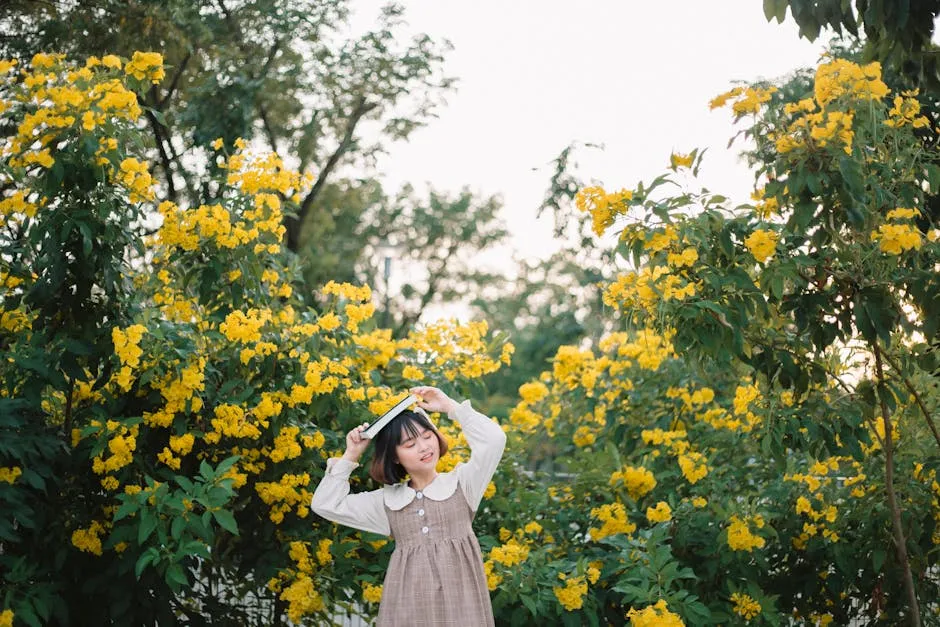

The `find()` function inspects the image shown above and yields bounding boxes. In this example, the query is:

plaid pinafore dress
[375,487,494,626]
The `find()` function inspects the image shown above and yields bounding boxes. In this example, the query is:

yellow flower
[573,425,596,447]
[731,592,762,620]
[401,365,424,380]
[586,566,600,584]
[279,573,324,622]
[0,466,22,484]
[609,465,657,500]
[589,502,637,541]
[553,575,588,611]
[483,481,496,499]
[489,538,529,566]
[483,560,502,591]
[518,381,549,403]
[678,451,708,484]
[0,610,13,627]
[886,207,919,221]
[709,87,743,110]
[670,152,694,169]
[524,521,543,535]
[124,51,165,83]
[872,223,923,255]
[646,501,672,524]
[211,137,224,150]
[362,582,383,604]
[692,496,707,508]
[626,599,685,626]
[71,521,105,555]
[727,515,766,552]
[744,229,779,263]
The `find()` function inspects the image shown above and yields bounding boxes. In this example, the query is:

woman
[311,385,507,626]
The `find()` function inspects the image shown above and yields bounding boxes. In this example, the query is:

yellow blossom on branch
[553,575,588,611]
[744,229,779,263]
[626,599,685,626]
[646,501,672,524]
[871,223,923,255]
[731,592,762,620]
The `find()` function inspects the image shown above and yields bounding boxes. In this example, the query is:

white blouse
[310,400,507,536]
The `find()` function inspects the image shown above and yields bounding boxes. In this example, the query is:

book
[362,394,419,439]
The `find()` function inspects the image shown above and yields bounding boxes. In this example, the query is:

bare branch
[157,50,192,111]
[880,350,940,449]
[146,109,178,203]
[288,96,377,251]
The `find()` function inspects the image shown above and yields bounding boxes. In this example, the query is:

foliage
[482,54,940,625]
[0,0,455,252]
[762,0,940,92]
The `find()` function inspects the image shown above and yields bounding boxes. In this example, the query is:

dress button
[416,491,424,500]
[421,526,429,534]
[418,509,425,516]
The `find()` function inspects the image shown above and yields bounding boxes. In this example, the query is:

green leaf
[171,515,186,541]
[520,593,537,616]
[165,563,189,589]
[138,511,157,544]
[926,164,940,194]
[873,548,886,572]
[213,509,239,536]
[174,476,194,492]
[214,455,241,476]
[113,500,138,522]
[135,547,159,580]
[763,0,779,21]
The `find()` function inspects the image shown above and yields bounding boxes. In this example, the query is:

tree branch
[288,96,377,251]
[157,51,191,111]
[146,109,178,203]
[873,341,921,626]
[258,103,279,153]
[879,350,940,449]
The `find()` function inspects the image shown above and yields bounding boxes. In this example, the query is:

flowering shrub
[475,55,939,625]
[0,53,510,625]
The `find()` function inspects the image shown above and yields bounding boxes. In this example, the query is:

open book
[362,394,419,439]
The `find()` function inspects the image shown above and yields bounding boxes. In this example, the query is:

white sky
[349,1,830,319]
[368,1,827,255]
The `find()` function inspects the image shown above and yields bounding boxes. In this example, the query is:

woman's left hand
[410,386,459,414]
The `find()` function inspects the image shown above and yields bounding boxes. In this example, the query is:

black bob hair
[369,410,448,485]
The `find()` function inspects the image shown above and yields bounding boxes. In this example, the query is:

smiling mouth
[420,453,434,462]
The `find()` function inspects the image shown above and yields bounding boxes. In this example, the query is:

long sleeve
[452,400,507,511]
[310,457,390,536]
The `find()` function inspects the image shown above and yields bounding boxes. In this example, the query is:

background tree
[763,0,940,91]
[0,0,455,251]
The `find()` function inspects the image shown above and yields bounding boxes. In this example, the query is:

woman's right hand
[341,422,371,462]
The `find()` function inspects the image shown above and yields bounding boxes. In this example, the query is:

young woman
[311,385,507,626]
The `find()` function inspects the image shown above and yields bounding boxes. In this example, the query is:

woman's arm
[449,400,507,511]
[310,457,390,536]
[411,386,507,512]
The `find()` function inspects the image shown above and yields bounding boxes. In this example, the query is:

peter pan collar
[382,466,461,511]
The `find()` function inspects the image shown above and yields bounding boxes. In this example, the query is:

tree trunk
[873,342,921,626]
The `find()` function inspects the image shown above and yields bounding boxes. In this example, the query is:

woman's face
[394,423,441,476]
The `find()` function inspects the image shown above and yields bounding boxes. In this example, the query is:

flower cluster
[731,592,762,620]
[871,207,923,255]
[727,514,766,552]
[626,599,685,626]
[553,574,588,611]
[588,501,637,541]
[575,185,634,236]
